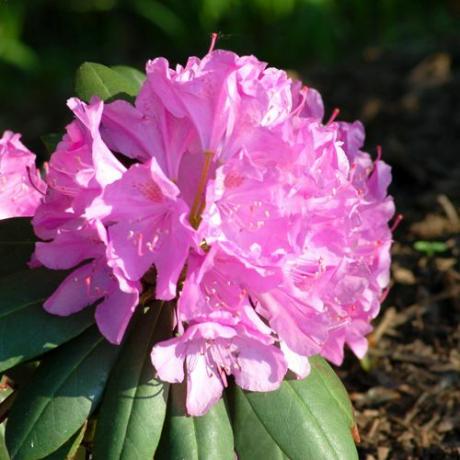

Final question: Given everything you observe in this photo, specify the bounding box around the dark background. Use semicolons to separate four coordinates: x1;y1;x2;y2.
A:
1;1;460;457
1;0;459;153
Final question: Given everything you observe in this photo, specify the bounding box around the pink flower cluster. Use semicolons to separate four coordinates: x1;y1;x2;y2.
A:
0;48;395;416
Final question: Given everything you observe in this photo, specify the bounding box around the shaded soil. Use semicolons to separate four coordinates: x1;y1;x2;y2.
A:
307;38;460;459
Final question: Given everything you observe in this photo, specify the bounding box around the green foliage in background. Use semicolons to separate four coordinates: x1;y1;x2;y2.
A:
0;0;458;158
1;0;457;68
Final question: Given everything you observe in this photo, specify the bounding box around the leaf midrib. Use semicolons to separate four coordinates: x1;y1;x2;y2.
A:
191;416;200;459
87;64;112;99
243;393;292;459
312;361;354;426
286;382;340;460
0;298;45;320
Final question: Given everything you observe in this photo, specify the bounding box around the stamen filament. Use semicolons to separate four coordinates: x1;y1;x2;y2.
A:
326;107;340;125
190;150;214;228
390;213;403;232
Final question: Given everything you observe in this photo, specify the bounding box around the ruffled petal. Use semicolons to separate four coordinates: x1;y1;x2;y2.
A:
233;337;287;391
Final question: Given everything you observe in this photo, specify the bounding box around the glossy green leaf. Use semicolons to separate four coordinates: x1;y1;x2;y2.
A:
93;304;171;460
230;388;288;460
75;62;140;102
231;356;358;460
41;422;86;460
157;383;234;460
0;423;9;460
0;218;35;277
111;65;145;91
5;327;119;460
0;269;94;373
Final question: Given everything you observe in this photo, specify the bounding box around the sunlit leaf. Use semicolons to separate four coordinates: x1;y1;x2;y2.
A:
111;65;145;91
231;356;358;460
75;62;140;102
157;383;234;460
93;304;172;460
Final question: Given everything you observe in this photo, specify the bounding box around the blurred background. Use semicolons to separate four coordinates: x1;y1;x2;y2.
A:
1;0;459;151
1;1;460;458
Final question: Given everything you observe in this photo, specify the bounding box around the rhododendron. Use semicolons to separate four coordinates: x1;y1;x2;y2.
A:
20;45;395;416
152;310;287;416
32;97;140;344
0;131;46;219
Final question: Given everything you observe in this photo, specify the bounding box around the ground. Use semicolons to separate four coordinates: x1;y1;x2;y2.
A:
307;38;460;459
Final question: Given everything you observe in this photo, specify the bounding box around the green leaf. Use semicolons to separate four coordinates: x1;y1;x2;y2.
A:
0;269;94;373
230;389;288;460
93;304;172;460
0;387;12;460
414;240;448;255
5;327;119;459
111;65;145;91
40;133;62;155
0;422;9;460
231;356;358;460
157;383;234;460
0;218;35;277
41;422;87;460
75;62;140;102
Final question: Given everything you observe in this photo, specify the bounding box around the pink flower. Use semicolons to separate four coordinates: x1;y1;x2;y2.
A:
32;97;140;344
33;97;125;239
0;131;45;219
177;247;281;323
199;151;292;266
102;159;195;300
151;312;287;416
27;46;395;414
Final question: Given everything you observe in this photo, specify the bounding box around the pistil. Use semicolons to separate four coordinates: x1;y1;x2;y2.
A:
190;150;214;228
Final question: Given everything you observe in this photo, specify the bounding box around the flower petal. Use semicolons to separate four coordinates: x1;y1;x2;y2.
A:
95;283;140;344
185;352;224;416
233;337;287;392
151;337;186;384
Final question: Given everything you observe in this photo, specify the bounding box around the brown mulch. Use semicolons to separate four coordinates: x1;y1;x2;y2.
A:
306;38;460;459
